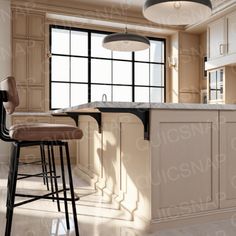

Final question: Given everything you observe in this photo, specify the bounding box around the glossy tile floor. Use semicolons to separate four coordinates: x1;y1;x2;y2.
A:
1;164;236;236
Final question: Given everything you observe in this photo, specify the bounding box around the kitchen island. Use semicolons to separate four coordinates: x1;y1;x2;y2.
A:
53;102;236;231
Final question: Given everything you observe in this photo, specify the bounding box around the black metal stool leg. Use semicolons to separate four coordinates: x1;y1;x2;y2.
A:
5;143;20;236
65;142;80;236
40;144;49;191
47;144;55;202
59;144;70;230
50;144;61;212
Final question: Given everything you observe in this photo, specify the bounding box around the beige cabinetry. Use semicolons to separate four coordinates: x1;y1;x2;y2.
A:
208;18;226;60
151;110;219;218
206;11;236;70
11;114;77;163
12;9;45;112
220;111;236;208
207;66;236;104
171;32;200;103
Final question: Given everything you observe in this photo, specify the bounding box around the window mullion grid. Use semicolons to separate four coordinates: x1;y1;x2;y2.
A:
111;51;113;102
132;52;135;102
88;32;91;102
69;30;72;107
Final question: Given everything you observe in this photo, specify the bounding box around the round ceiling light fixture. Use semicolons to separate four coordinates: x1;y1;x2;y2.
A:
143;0;212;25
103;29;150;52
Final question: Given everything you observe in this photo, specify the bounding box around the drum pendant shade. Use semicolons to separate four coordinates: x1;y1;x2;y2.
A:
143;0;212;25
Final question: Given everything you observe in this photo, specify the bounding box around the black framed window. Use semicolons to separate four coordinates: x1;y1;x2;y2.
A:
49;25;166;109
209;69;223;101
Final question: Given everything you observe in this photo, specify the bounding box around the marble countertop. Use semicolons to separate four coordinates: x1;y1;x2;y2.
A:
52;102;236;114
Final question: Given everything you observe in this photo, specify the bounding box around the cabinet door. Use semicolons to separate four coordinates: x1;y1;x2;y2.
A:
15;86;27;111
12;39;28;85
227;12;236;55
28;40;45;85
28;86;45;111
151;110;219;218
28;14;45;40
208;18;226;59
12;11;27;38
220;111;236;208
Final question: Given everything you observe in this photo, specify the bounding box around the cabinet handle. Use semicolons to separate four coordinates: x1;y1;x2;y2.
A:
219;44;224;55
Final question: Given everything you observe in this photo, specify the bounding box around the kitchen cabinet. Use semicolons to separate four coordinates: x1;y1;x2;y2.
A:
206;11;236;69
12;9;45;112
208;18;226;60
220;111;236;208
207;66;236;104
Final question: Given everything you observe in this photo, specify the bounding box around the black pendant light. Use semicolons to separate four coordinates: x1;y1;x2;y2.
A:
103;27;150;52
143;0;212;25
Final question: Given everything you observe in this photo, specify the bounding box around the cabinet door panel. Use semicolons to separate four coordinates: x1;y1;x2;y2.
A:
28;14;45;40
208;18;225;59
227;12;236;54
28;86;45;111
220;111;236;208
28;40;44;85
151;110;219;218
12;11;27;38
13;40;28;85
16;86;27;111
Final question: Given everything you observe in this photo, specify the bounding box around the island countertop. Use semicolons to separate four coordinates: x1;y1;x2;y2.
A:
52;101;236;114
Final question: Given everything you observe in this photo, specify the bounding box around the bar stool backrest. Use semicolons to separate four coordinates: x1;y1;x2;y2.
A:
0;76;19;141
0;76;19;115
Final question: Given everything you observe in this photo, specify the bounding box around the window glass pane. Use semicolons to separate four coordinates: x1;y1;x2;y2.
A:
71;84;88;106
113;86;132;102
51;56;70;82
91;85;111;102
113;61;132;85
150;40;164;63
210;90;217;100
150;64;164;86
113;51;132;60
51;82;69;108
135;87;150;102
51;28;70;55
210;71;217;89
71;57;88;82
91;33;111;58
150;88;163;103
135;63;149;86
135;48;149;62
91;59;111;84
71;31;88;56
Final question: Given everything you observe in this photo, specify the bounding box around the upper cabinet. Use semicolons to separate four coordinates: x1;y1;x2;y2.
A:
208;18;226;60
206;11;236;70
227;11;236;55
12;11;44;40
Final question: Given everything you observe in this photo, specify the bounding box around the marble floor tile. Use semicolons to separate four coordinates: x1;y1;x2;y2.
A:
1;164;236;236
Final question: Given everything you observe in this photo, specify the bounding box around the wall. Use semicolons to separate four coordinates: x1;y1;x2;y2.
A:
0;0;11;163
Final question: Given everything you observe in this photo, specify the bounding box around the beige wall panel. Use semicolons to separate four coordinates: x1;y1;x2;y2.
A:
89;122;102;176
102;120;121;195
28;14;45;40
12;11;27;38
220;111;236;208
151;110;219;218
28;86;45;111
78;121;89;170
179;92;200;103
28;40;45;85
16;86;27;111
179;54;200;93
179;32;199;55
13;39;28;85
121;122;151;220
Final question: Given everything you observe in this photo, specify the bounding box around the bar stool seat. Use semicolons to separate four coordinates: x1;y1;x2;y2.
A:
9;123;83;141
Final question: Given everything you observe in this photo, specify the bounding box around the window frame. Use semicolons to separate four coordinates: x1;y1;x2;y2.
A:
49;24;166;110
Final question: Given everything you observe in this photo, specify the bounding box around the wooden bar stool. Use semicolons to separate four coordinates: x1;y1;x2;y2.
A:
0;77;83;236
